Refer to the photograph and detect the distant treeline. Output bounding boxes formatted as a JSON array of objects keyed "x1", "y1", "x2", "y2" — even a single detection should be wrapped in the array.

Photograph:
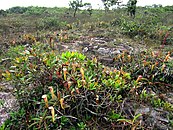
[
  {"x1": 0, "y1": 6, "x2": 68, "y2": 16},
  {"x1": 0, "y1": 5, "x2": 173, "y2": 16}
]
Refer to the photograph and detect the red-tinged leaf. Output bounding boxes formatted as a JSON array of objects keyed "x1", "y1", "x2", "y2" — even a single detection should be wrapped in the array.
[
  {"x1": 63, "y1": 81, "x2": 69, "y2": 91},
  {"x1": 70, "y1": 77, "x2": 77, "y2": 84},
  {"x1": 49, "y1": 75, "x2": 52, "y2": 82},
  {"x1": 56, "y1": 70, "x2": 62, "y2": 78}
]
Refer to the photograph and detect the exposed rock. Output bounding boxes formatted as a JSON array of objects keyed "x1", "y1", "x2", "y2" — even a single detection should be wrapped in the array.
[
  {"x1": 53, "y1": 36, "x2": 135, "y2": 67},
  {"x1": 82, "y1": 47, "x2": 88, "y2": 53},
  {"x1": 0, "y1": 82, "x2": 14, "y2": 92},
  {"x1": 111, "y1": 49, "x2": 121, "y2": 55},
  {"x1": 97, "y1": 47, "x2": 110, "y2": 55},
  {"x1": 165, "y1": 93, "x2": 173, "y2": 104},
  {"x1": 135, "y1": 106, "x2": 170, "y2": 130},
  {"x1": 155, "y1": 123, "x2": 169, "y2": 130},
  {"x1": 0, "y1": 82, "x2": 19, "y2": 126},
  {"x1": 135, "y1": 107, "x2": 150, "y2": 115},
  {"x1": 93, "y1": 45, "x2": 98, "y2": 49},
  {"x1": 99, "y1": 57, "x2": 114, "y2": 65},
  {"x1": 91, "y1": 37, "x2": 106, "y2": 44}
]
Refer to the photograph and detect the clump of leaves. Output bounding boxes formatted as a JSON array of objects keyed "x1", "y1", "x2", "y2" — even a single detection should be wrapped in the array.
[
  {"x1": 113, "y1": 50, "x2": 173, "y2": 113},
  {"x1": 2, "y1": 40, "x2": 173, "y2": 129},
  {"x1": 113, "y1": 50, "x2": 173, "y2": 86},
  {"x1": 2, "y1": 42, "x2": 133, "y2": 129}
]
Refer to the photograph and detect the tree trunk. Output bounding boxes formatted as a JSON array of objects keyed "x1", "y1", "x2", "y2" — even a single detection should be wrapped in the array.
[{"x1": 73, "y1": 7, "x2": 78, "y2": 17}]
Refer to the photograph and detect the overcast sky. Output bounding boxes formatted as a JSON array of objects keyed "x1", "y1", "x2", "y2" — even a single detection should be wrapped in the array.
[{"x1": 1, "y1": 0, "x2": 173, "y2": 10}]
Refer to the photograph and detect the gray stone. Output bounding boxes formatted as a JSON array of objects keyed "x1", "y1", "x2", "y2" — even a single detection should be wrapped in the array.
[
  {"x1": 83, "y1": 47, "x2": 89, "y2": 53},
  {"x1": 97, "y1": 47, "x2": 110, "y2": 55},
  {"x1": 166, "y1": 93, "x2": 173, "y2": 104},
  {"x1": 93, "y1": 45, "x2": 98, "y2": 49},
  {"x1": 135, "y1": 107, "x2": 150, "y2": 115},
  {"x1": 111, "y1": 49, "x2": 121, "y2": 55},
  {"x1": 0, "y1": 82, "x2": 19, "y2": 126},
  {"x1": 0, "y1": 82, "x2": 14, "y2": 92},
  {"x1": 91, "y1": 38, "x2": 106, "y2": 44},
  {"x1": 155, "y1": 123, "x2": 169, "y2": 130}
]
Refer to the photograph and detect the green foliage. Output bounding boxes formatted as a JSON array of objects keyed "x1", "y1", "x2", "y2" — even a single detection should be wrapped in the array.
[
  {"x1": 164, "y1": 5, "x2": 173, "y2": 11},
  {"x1": 7, "y1": 6, "x2": 28, "y2": 14},
  {"x1": 127, "y1": 0, "x2": 137, "y2": 17},
  {"x1": 25, "y1": 6, "x2": 47, "y2": 15},
  {"x1": 69, "y1": 0, "x2": 91, "y2": 17},
  {"x1": 3, "y1": 108, "x2": 26, "y2": 129},
  {"x1": 7, "y1": 6, "x2": 47, "y2": 15},
  {"x1": 113, "y1": 50, "x2": 173, "y2": 85},
  {"x1": 109, "y1": 11, "x2": 173, "y2": 45},
  {"x1": 108, "y1": 110, "x2": 121, "y2": 120},
  {"x1": 36, "y1": 17, "x2": 67, "y2": 30},
  {"x1": 4, "y1": 41, "x2": 172, "y2": 129},
  {"x1": 61, "y1": 51, "x2": 86, "y2": 62},
  {"x1": 0, "y1": 9, "x2": 7, "y2": 16},
  {"x1": 69, "y1": 0, "x2": 84, "y2": 17},
  {"x1": 2, "y1": 42, "x2": 132, "y2": 129},
  {"x1": 77, "y1": 122, "x2": 86, "y2": 130},
  {"x1": 117, "y1": 113, "x2": 142, "y2": 129},
  {"x1": 0, "y1": 99, "x2": 4, "y2": 107}
]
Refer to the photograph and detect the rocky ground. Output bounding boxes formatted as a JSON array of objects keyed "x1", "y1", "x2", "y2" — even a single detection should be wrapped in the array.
[
  {"x1": 0, "y1": 82, "x2": 19, "y2": 126},
  {"x1": 54, "y1": 36, "x2": 146, "y2": 66}
]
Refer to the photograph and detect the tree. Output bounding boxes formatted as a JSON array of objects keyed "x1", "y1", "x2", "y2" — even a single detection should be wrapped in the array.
[
  {"x1": 101, "y1": 0, "x2": 120, "y2": 12},
  {"x1": 152, "y1": 4, "x2": 162, "y2": 8},
  {"x1": 127, "y1": 0, "x2": 137, "y2": 18},
  {"x1": 69, "y1": 0, "x2": 91, "y2": 17},
  {"x1": 83, "y1": 3, "x2": 93, "y2": 16},
  {"x1": 0, "y1": 9, "x2": 7, "y2": 16}
]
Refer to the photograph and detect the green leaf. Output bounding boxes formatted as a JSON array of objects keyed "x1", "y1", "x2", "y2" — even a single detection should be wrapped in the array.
[
  {"x1": 133, "y1": 113, "x2": 142, "y2": 123},
  {"x1": 28, "y1": 121, "x2": 39, "y2": 129},
  {"x1": 110, "y1": 113, "x2": 121, "y2": 120},
  {"x1": 117, "y1": 119, "x2": 132, "y2": 124},
  {"x1": 31, "y1": 118, "x2": 41, "y2": 121},
  {"x1": 123, "y1": 73, "x2": 131, "y2": 79},
  {"x1": 20, "y1": 77, "x2": 25, "y2": 82},
  {"x1": 45, "y1": 116, "x2": 52, "y2": 119}
]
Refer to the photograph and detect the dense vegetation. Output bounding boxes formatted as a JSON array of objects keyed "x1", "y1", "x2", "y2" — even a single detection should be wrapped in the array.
[{"x1": 0, "y1": 4, "x2": 173, "y2": 130}]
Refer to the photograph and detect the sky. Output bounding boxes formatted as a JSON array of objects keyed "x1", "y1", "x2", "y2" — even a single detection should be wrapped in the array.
[{"x1": 0, "y1": 0, "x2": 173, "y2": 10}]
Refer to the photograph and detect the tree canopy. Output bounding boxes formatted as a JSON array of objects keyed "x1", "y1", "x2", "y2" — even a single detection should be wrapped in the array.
[{"x1": 69, "y1": 0, "x2": 92, "y2": 17}]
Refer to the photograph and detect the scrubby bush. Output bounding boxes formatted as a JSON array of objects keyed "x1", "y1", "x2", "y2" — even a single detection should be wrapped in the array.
[
  {"x1": 36, "y1": 17, "x2": 67, "y2": 30},
  {"x1": 2, "y1": 42, "x2": 131, "y2": 129},
  {"x1": 25, "y1": 6, "x2": 47, "y2": 15},
  {"x1": 7, "y1": 6, "x2": 28, "y2": 14},
  {"x1": 2, "y1": 40, "x2": 173, "y2": 129}
]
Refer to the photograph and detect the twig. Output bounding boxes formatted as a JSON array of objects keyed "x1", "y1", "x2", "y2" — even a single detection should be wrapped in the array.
[{"x1": 85, "y1": 107, "x2": 99, "y2": 116}]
